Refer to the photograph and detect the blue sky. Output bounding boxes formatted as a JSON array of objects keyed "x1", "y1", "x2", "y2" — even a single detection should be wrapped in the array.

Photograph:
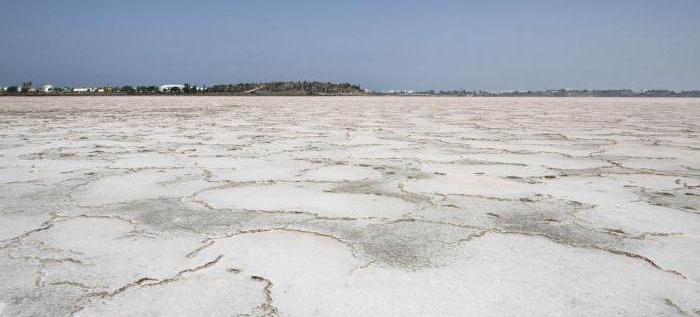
[{"x1": 1, "y1": 0, "x2": 699, "y2": 90}]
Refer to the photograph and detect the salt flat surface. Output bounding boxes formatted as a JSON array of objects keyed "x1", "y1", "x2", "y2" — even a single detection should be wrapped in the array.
[{"x1": 1, "y1": 96, "x2": 699, "y2": 316}]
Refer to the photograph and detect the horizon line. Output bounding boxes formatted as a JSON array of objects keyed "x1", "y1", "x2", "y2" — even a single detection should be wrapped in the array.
[{"x1": 1, "y1": 81, "x2": 699, "y2": 93}]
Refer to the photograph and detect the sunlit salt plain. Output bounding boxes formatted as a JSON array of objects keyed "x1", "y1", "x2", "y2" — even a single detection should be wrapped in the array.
[{"x1": 1, "y1": 96, "x2": 699, "y2": 316}]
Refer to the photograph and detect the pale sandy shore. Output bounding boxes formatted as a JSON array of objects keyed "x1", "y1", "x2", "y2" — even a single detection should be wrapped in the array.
[{"x1": 1, "y1": 97, "x2": 699, "y2": 316}]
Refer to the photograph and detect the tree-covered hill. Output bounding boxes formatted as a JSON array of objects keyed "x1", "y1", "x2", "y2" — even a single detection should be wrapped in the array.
[{"x1": 206, "y1": 81, "x2": 363, "y2": 95}]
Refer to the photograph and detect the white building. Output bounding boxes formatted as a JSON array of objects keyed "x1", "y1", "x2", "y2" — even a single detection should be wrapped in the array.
[
  {"x1": 43, "y1": 85, "x2": 54, "y2": 93},
  {"x1": 73, "y1": 88, "x2": 94, "y2": 93},
  {"x1": 159, "y1": 84, "x2": 185, "y2": 92}
]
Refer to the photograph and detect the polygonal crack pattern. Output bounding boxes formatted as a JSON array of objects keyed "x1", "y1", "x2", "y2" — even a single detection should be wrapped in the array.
[{"x1": 1, "y1": 97, "x2": 699, "y2": 316}]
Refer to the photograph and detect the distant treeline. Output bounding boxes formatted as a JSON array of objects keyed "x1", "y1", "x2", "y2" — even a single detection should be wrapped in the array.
[
  {"x1": 0, "y1": 81, "x2": 365, "y2": 96},
  {"x1": 4, "y1": 83, "x2": 700, "y2": 97},
  {"x1": 207, "y1": 82, "x2": 363, "y2": 94},
  {"x1": 378, "y1": 89, "x2": 700, "y2": 97}
]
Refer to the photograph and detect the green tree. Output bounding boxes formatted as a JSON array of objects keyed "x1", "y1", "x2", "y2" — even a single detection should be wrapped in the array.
[
  {"x1": 120, "y1": 86, "x2": 135, "y2": 94},
  {"x1": 21, "y1": 82, "x2": 32, "y2": 93}
]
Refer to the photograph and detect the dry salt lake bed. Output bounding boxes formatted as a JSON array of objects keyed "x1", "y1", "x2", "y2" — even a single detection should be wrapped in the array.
[{"x1": 1, "y1": 96, "x2": 699, "y2": 316}]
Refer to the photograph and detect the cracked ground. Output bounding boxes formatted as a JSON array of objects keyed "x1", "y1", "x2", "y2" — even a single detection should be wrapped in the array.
[{"x1": 1, "y1": 96, "x2": 699, "y2": 316}]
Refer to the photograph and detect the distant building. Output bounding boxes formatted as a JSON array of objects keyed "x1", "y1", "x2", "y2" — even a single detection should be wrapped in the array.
[
  {"x1": 43, "y1": 85, "x2": 54, "y2": 93},
  {"x1": 0, "y1": 87, "x2": 7, "y2": 92},
  {"x1": 159, "y1": 84, "x2": 185, "y2": 92},
  {"x1": 73, "y1": 88, "x2": 95, "y2": 93}
]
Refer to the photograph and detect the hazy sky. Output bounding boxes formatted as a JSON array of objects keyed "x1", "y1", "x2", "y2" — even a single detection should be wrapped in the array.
[{"x1": 2, "y1": 0, "x2": 699, "y2": 90}]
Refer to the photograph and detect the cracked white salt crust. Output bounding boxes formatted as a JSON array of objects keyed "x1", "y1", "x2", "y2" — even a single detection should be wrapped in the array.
[
  {"x1": 578, "y1": 202, "x2": 700, "y2": 235},
  {"x1": 74, "y1": 169, "x2": 211, "y2": 206},
  {"x1": 298, "y1": 165, "x2": 383, "y2": 182},
  {"x1": 74, "y1": 266, "x2": 266, "y2": 317},
  {"x1": 1, "y1": 97, "x2": 699, "y2": 316},
  {"x1": 197, "y1": 183, "x2": 415, "y2": 219},
  {"x1": 625, "y1": 234, "x2": 700, "y2": 281},
  {"x1": 0, "y1": 213, "x2": 53, "y2": 241},
  {"x1": 601, "y1": 173, "x2": 700, "y2": 191},
  {"x1": 204, "y1": 158, "x2": 316, "y2": 182},
  {"x1": 463, "y1": 152, "x2": 612, "y2": 170},
  {"x1": 196, "y1": 231, "x2": 698, "y2": 317},
  {"x1": 620, "y1": 157, "x2": 698, "y2": 173},
  {"x1": 535, "y1": 176, "x2": 641, "y2": 205},
  {"x1": 110, "y1": 153, "x2": 186, "y2": 169},
  {"x1": 420, "y1": 162, "x2": 555, "y2": 178},
  {"x1": 404, "y1": 173, "x2": 537, "y2": 199},
  {"x1": 28, "y1": 217, "x2": 206, "y2": 291}
]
